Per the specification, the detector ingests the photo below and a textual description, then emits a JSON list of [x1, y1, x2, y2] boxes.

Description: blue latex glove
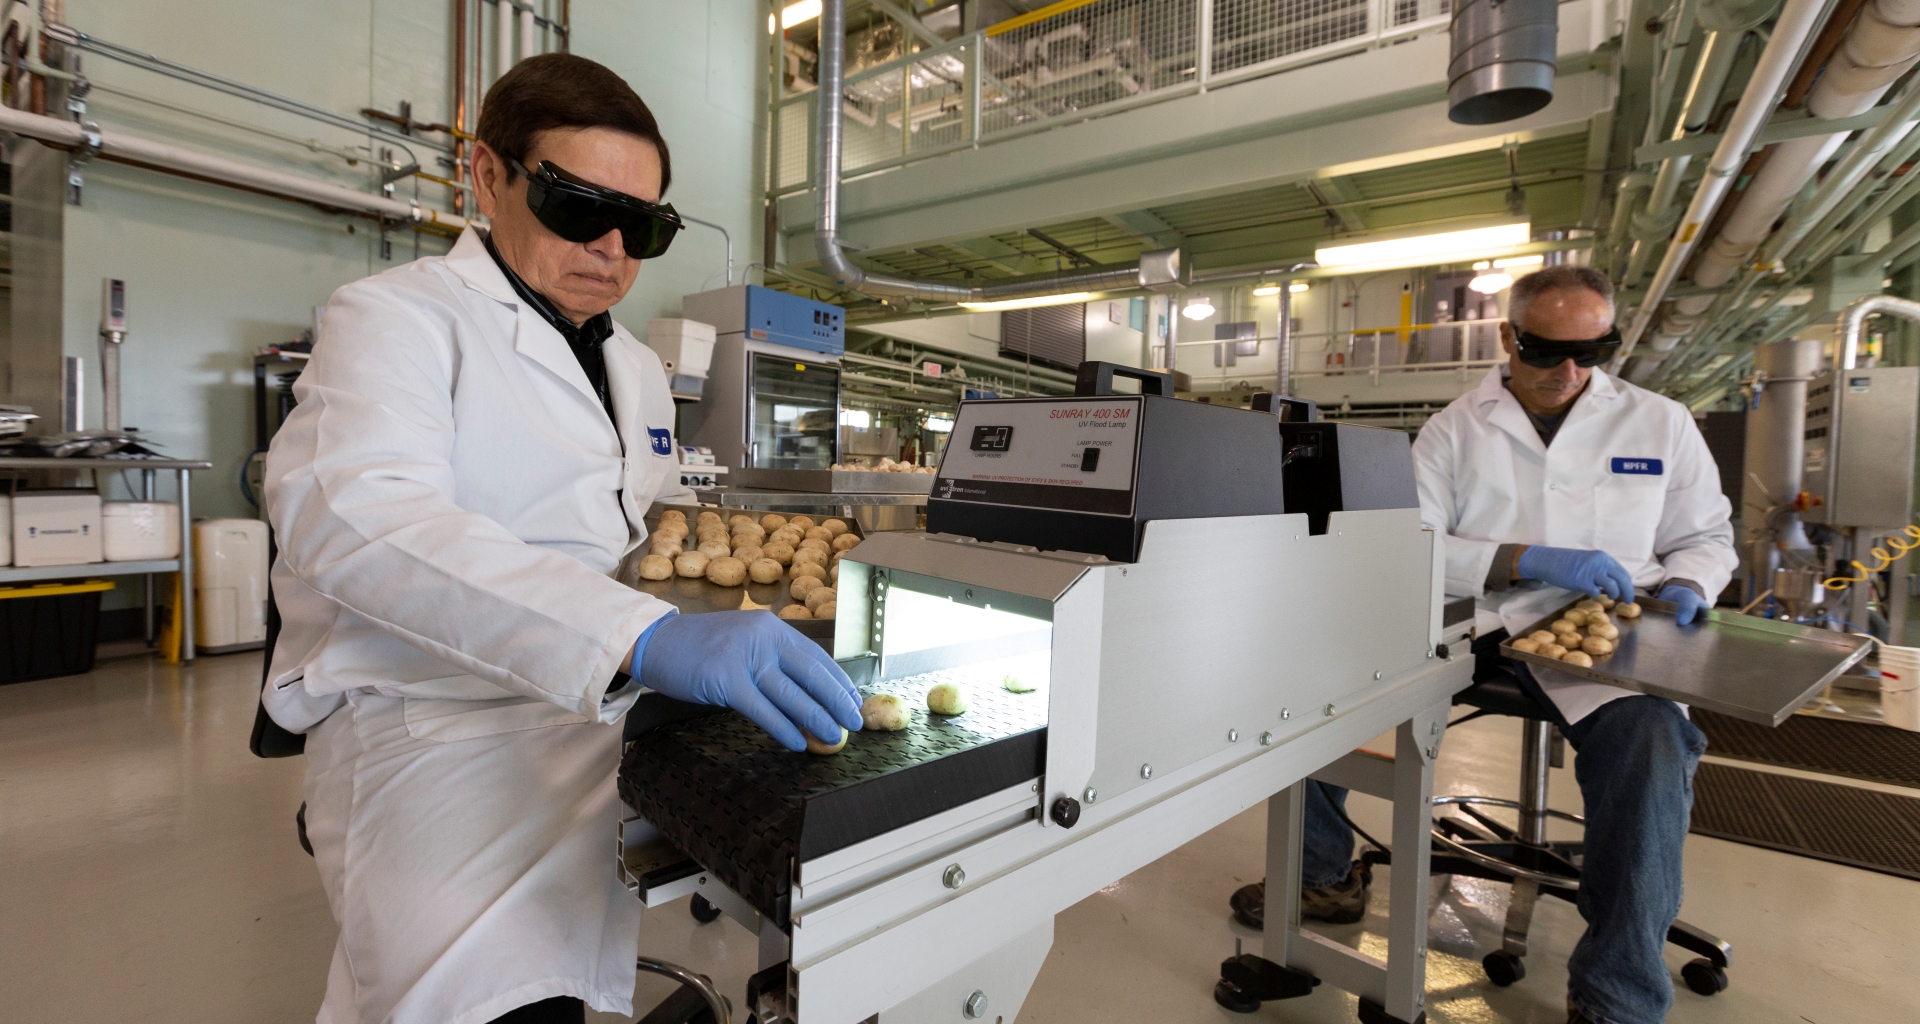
[[1515, 545, 1635, 602], [635, 610, 863, 751], [1659, 584, 1708, 626]]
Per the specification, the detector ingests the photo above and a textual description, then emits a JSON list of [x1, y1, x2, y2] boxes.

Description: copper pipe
[[453, 0, 468, 215], [1782, 0, 1869, 109]]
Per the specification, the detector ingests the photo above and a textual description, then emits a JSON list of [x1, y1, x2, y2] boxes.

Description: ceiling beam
[[1306, 176, 1368, 233], [1103, 209, 1185, 249]]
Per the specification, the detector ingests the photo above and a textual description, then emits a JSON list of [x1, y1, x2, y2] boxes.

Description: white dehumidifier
[[193, 518, 269, 653]]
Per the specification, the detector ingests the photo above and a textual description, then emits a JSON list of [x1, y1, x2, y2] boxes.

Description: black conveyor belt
[[619, 668, 1047, 925]]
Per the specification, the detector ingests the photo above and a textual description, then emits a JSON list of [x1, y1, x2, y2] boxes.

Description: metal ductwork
[[1633, 0, 1920, 376], [1446, 0, 1559, 125], [812, 0, 1177, 305]]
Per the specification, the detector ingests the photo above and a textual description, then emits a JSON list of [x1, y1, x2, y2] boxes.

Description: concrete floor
[[2, 648, 1917, 1024]]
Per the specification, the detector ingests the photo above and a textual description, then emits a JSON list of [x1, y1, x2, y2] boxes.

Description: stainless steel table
[[0, 457, 212, 661]]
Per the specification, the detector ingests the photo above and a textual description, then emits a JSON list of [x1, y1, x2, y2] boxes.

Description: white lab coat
[[1414, 365, 1738, 724], [264, 227, 692, 1023]]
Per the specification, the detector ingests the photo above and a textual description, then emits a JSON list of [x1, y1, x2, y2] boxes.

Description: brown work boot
[[1300, 861, 1370, 924], [1227, 862, 1371, 930]]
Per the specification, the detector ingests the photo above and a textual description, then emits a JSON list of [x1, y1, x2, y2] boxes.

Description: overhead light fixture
[[1253, 285, 1281, 296], [1182, 295, 1216, 320], [1494, 255, 1543, 270], [1468, 271, 1515, 295], [1314, 222, 1532, 274], [1290, 281, 1310, 294], [781, 0, 822, 28], [958, 291, 1095, 312]]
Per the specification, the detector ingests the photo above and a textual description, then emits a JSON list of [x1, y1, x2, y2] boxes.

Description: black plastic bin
[[0, 580, 113, 684]]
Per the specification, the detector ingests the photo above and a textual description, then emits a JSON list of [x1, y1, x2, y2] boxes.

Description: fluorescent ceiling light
[[1253, 285, 1280, 296], [1290, 281, 1310, 294], [1182, 295, 1215, 320], [926, 416, 954, 433], [1315, 222, 1532, 273], [1494, 255, 1543, 270], [958, 291, 1095, 312], [781, 0, 821, 28], [1468, 271, 1514, 295]]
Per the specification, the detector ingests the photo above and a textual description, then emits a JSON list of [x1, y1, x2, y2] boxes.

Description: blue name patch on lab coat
[[1610, 457, 1663, 475], [648, 428, 673, 456]]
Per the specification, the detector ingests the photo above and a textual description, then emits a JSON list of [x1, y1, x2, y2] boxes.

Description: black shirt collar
[[481, 230, 617, 423]]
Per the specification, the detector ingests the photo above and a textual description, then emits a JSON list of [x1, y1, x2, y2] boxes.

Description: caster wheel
[[1682, 958, 1728, 996], [1212, 979, 1261, 1014], [689, 894, 722, 924], [1482, 950, 1526, 987]]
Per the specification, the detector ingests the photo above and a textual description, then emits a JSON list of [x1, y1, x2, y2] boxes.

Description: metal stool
[[1405, 674, 1733, 997]]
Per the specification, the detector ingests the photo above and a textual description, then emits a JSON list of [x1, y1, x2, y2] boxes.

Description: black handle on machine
[[1252, 392, 1319, 422], [1075, 361, 1174, 397]]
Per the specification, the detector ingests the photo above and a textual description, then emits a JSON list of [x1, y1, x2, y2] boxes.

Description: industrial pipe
[[1837, 293, 1920, 365], [1663, 0, 1920, 347], [1740, 338, 1823, 601], [811, 0, 1173, 304], [0, 104, 469, 232], [1615, 0, 1834, 366], [1623, 27, 1748, 286], [518, 1, 536, 61], [497, 0, 515, 79]]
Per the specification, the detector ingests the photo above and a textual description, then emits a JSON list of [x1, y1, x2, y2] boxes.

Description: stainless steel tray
[[1499, 596, 1872, 726], [729, 466, 935, 495], [614, 503, 866, 642]]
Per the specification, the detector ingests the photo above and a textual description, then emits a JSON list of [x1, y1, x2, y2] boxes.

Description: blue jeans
[[1304, 662, 1706, 1024]]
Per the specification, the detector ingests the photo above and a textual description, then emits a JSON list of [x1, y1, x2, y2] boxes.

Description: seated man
[[1231, 266, 1736, 1024]]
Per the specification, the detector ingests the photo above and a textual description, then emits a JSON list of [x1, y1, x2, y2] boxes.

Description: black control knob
[[1050, 796, 1082, 828], [1435, 643, 1451, 661]]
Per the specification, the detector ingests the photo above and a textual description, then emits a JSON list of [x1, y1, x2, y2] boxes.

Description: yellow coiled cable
[[1822, 523, 1920, 591]]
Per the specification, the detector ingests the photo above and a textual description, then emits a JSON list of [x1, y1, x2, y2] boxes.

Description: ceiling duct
[[1447, 0, 1559, 125], [811, 0, 1177, 305]]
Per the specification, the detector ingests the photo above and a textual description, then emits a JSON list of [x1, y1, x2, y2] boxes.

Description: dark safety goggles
[[1514, 327, 1621, 369], [511, 158, 682, 259]]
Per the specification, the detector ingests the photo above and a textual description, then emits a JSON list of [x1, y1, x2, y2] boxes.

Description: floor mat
[[1690, 762, 1920, 881], [1690, 707, 1920, 789]]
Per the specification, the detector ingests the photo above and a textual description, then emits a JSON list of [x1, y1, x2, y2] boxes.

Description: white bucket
[[1878, 644, 1920, 693]]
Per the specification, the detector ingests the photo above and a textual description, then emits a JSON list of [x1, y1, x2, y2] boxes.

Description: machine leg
[[1378, 700, 1447, 1024], [1260, 781, 1305, 964], [1215, 783, 1320, 1013]]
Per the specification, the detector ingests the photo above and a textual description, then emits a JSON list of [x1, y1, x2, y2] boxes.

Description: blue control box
[[744, 285, 844, 355]]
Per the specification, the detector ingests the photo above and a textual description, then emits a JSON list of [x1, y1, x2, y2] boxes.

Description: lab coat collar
[[1471, 364, 1622, 455], [444, 227, 609, 417]]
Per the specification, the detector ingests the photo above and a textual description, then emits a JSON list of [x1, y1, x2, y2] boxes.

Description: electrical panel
[[1800, 367, 1919, 527]]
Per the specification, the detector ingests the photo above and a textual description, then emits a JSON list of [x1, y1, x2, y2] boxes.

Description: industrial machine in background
[[1737, 296, 1920, 668], [646, 317, 717, 403], [678, 284, 847, 477], [617, 361, 1471, 1024]]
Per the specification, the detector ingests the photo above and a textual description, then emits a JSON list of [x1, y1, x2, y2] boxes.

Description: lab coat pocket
[[402, 695, 591, 743], [1594, 475, 1664, 564]]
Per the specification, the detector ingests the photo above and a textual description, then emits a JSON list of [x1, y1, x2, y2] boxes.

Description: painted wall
[[45, 0, 765, 530]]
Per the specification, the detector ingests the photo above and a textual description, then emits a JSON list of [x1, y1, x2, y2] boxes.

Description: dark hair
[[1508, 265, 1613, 326], [476, 53, 672, 194]]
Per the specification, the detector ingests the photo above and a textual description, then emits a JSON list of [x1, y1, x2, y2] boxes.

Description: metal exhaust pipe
[[811, 0, 1175, 304]]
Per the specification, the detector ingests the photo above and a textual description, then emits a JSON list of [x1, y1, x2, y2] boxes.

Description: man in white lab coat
[[1232, 267, 1737, 1024], [264, 54, 862, 1024]]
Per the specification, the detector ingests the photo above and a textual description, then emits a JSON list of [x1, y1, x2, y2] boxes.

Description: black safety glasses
[[1514, 327, 1621, 369], [512, 158, 682, 260]]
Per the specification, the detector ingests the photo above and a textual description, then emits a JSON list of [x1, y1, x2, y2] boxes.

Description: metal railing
[[770, 0, 1451, 193], [1174, 316, 1506, 386]]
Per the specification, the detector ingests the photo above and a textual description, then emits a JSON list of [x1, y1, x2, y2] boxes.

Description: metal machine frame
[[621, 505, 1473, 1024]]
